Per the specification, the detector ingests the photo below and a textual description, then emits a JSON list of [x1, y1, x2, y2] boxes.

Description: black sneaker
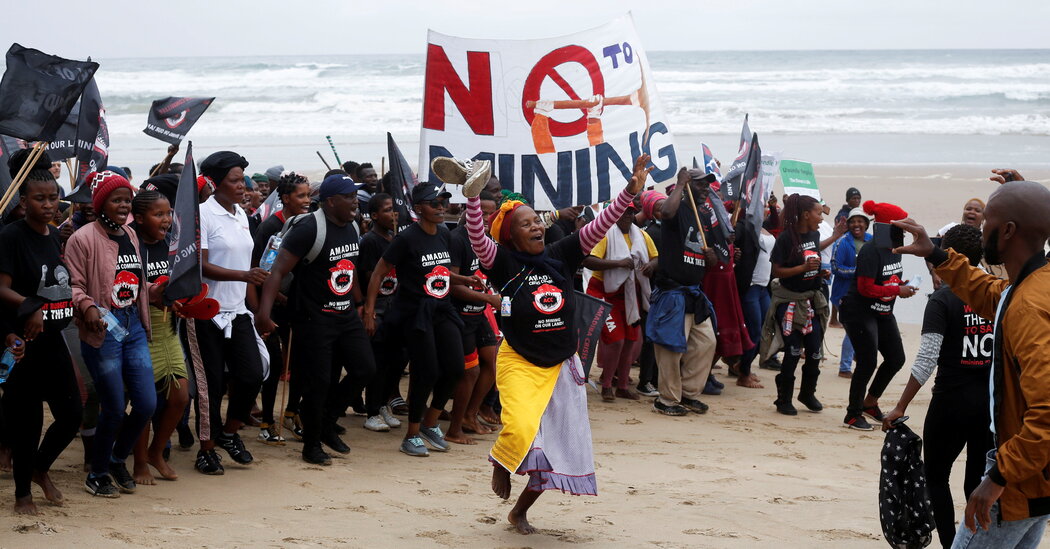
[[109, 462, 137, 493], [321, 431, 351, 455], [195, 449, 225, 475], [217, 433, 254, 464], [84, 474, 120, 498], [843, 415, 874, 431], [652, 400, 688, 416], [330, 422, 347, 436], [759, 358, 782, 371], [680, 397, 709, 414], [798, 394, 824, 413], [863, 405, 885, 422], [775, 399, 798, 416], [303, 444, 332, 466]]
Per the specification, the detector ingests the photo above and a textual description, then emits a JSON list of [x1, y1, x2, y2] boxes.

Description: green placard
[[779, 159, 820, 200]]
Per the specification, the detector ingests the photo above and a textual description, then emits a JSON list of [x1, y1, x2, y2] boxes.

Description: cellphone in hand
[[874, 222, 904, 249]]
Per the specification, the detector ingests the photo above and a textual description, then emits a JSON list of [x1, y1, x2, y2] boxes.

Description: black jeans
[[1, 331, 81, 498], [291, 314, 376, 448], [774, 302, 822, 396], [187, 315, 264, 441], [637, 310, 658, 388], [365, 334, 408, 416], [842, 313, 905, 417], [402, 314, 464, 424], [924, 381, 994, 548]]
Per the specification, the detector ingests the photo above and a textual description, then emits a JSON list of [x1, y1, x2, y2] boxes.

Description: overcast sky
[[5, 0, 1050, 59]]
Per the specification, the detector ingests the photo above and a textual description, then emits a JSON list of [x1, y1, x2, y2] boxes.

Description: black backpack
[[879, 423, 935, 548]]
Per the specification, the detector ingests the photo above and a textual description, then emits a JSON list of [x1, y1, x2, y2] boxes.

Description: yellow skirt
[[148, 306, 188, 395], [489, 341, 562, 473]]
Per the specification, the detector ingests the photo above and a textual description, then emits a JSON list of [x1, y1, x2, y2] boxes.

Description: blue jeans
[[81, 307, 156, 476], [840, 335, 855, 373], [739, 284, 770, 376], [952, 450, 1048, 548]]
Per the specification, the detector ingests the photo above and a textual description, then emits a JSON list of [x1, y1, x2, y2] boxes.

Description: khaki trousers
[[653, 317, 716, 406]]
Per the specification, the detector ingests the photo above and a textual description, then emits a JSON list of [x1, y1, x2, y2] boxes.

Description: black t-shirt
[[922, 286, 993, 394], [251, 212, 286, 267], [359, 230, 398, 299], [770, 230, 821, 293], [644, 220, 662, 250], [139, 238, 170, 285], [484, 233, 585, 367], [282, 214, 360, 321], [382, 223, 453, 307], [0, 220, 74, 332], [110, 231, 143, 310], [655, 204, 708, 288], [449, 225, 489, 315], [843, 244, 904, 316]]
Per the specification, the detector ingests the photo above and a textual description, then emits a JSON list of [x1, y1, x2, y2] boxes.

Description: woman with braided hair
[[882, 224, 994, 548], [434, 153, 650, 534]]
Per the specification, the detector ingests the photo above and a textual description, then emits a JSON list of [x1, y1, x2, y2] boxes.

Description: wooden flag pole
[[315, 151, 331, 171], [380, 156, 386, 177], [63, 158, 76, 189], [0, 141, 48, 214], [683, 181, 709, 249], [274, 328, 293, 442]]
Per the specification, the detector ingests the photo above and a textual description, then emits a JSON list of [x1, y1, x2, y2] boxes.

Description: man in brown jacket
[[894, 180, 1050, 548]]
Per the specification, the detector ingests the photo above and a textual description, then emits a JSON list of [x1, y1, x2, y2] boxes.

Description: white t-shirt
[[200, 196, 253, 313], [752, 232, 776, 287]]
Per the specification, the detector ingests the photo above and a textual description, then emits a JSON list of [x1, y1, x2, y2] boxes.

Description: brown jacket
[[933, 247, 1050, 521], [65, 221, 152, 348]]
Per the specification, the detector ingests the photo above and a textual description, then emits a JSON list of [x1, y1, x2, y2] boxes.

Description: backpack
[[274, 209, 326, 295]]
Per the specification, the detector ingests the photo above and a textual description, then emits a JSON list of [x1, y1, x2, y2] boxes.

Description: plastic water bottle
[[0, 339, 23, 384], [99, 308, 129, 342], [259, 234, 282, 272]]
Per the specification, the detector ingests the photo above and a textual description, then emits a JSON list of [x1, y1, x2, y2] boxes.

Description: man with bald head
[[894, 180, 1050, 548]]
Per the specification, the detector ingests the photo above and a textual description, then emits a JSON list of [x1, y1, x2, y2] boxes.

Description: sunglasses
[[423, 198, 449, 209]]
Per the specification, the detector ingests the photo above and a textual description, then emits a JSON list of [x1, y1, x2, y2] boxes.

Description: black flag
[[73, 78, 107, 188], [143, 97, 214, 145], [0, 135, 26, 211], [385, 132, 417, 228], [0, 44, 98, 141], [164, 142, 202, 302], [46, 105, 78, 159], [574, 291, 612, 377], [702, 199, 731, 264], [719, 114, 752, 202], [742, 133, 767, 244]]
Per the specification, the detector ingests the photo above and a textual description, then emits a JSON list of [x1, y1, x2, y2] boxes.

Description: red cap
[[863, 200, 908, 224]]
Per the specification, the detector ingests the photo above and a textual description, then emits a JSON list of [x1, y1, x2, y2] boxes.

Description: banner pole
[[325, 136, 342, 166], [63, 158, 76, 189], [380, 156, 386, 177], [275, 328, 293, 441], [0, 141, 48, 213], [683, 182, 709, 250], [315, 151, 331, 171]]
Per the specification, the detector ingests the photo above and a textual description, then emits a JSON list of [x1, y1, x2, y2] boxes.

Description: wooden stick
[[64, 158, 76, 189], [325, 136, 342, 166], [380, 156, 386, 177], [0, 142, 47, 214], [274, 328, 293, 441], [683, 182, 709, 249], [315, 151, 331, 171]]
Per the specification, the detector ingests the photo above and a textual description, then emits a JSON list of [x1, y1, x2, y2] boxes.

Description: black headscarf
[[199, 151, 248, 185], [140, 173, 179, 206]]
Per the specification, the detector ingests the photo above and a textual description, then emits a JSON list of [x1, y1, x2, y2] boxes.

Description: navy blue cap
[[319, 174, 363, 200], [411, 182, 453, 204]]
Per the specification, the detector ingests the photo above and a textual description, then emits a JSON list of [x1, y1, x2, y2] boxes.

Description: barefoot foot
[[0, 445, 11, 472], [14, 495, 38, 515], [133, 463, 156, 486], [736, 374, 764, 389], [148, 453, 178, 481], [491, 466, 511, 500], [32, 471, 64, 505], [444, 431, 476, 445], [462, 418, 494, 435], [508, 509, 537, 534]]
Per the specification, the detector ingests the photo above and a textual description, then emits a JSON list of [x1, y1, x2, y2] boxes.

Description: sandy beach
[[4, 164, 1050, 548]]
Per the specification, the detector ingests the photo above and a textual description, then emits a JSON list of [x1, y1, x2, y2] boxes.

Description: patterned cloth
[[879, 423, 935, 548]]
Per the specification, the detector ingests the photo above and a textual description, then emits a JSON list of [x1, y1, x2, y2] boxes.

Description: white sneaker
[[363, 415, 390, 432], [379, 406, 402, 429], [430, 157, 491, 198]]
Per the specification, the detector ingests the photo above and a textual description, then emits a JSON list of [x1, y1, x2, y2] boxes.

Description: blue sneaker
[[400, 436, 429, 457], [418, 425, 450, 452]]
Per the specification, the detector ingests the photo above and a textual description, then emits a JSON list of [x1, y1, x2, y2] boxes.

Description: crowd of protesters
[[0, 144, 1045, 548]]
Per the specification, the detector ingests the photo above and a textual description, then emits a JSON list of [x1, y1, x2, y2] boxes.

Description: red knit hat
[[89, 171, 134, 213], [862, 200, 908, 224], [197, 175, 215, 194]]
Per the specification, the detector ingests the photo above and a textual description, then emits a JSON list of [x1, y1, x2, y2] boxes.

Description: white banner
[[419, 13, 677, 210]]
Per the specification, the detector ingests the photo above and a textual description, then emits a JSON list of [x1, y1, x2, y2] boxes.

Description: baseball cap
[[411, 182, 453, 204], [319, 174, 363, 200]]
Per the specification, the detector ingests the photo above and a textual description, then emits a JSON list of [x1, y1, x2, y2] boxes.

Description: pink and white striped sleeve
[[465, 196, 497, 270], [578, 188, 637, 255]]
